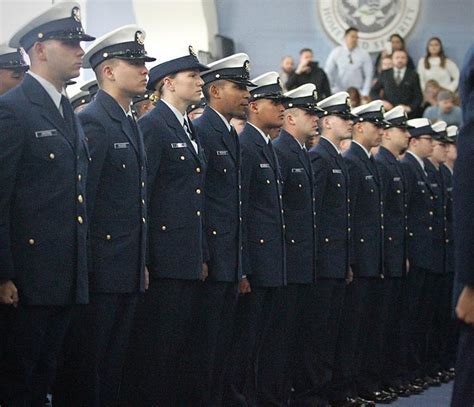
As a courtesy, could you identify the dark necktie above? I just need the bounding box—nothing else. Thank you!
[395,69,402,85]
[183,117,195,141]
[127,114,139,143]
[61,95,75,135]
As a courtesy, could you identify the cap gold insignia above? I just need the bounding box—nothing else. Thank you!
[312,90,319,100]
[380,106,385,114]
[346,96,352,108]
[244,60,250,73]
[189,45,197,57]
[72,7,81,22]
[135,31,145,45]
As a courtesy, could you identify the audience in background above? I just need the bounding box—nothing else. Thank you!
[423,90,463,126]
[325,27,373,97]
[370,49,423,118]
[286,48,331,100]
[421,79,443,113]
[279,55,294,91]
[417,37,460,92]
[374,34,415,79]
[347,86,362,108]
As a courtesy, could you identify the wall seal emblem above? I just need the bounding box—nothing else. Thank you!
[318,0,420,53]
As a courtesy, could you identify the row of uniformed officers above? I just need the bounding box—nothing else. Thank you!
[0,3,459,407]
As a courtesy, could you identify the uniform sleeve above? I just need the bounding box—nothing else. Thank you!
[80,115,108,221]
[240,143,256,277]
[0,103,25,281]
[344,158,361,266]
[310,153,329,227]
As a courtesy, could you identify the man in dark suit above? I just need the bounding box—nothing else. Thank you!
[343,101,395,405]
[272,83,320,403]
[292,92,355,407]
[53,25,154,406]
[120,46,209,406]
[224,71,288,406]
[400,118,438,389]
[192,53,255,407]
[0,3,94,404]
[370,50,423,118]
[451,44,474,407]
[374,106,417,398]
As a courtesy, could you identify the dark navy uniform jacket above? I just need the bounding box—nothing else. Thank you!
[441,164,454,274]
[309,137,350,280]
[424,159,448,275]
[344,142,384,278]
[0,74,89,305]
[400,152,435,271]
[79,90,146,293]
[139,99,207,280]
[375,146,407,278]
[240,123,286,287]
[273,129,317,285]
[193,106,243,282]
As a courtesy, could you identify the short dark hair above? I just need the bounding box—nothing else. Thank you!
[345,27,358,36]
[392,49,408,57]
[202,79,226,101]
[299,48,313,55]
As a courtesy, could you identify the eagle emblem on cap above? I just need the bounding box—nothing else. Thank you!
[380,105,386,114]
[72,7,81,22]
[346,96,352,108]
[244,60,250,73]
[189,45,197,57]
[312,89,319,100]
[135,31,145,45]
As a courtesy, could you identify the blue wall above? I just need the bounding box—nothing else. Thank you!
[215,0,474,77]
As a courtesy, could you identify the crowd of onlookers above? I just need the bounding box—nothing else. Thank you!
[278,28,462,127]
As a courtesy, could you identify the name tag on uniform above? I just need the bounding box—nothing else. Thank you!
[447,187,453,192]
[332,169,342,174]
[417,181,425,186]
[171,142,187,149]
[260,163,271,168]
[365,175,374,180]
[291,168,304,173]
[35,129,58,138]
[217,150,229,156]
[393,177,401,182]
[431,183,438,187]
[114,142,130,149]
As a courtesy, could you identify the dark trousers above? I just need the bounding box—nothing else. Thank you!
[120,277,201,407]
[186,281,239,407]
[380,277,404,388]
[53,293,138,407]
[441,274,459,370]
[223,285,295,407]
[400,266,427,381]
[291,279,346,407]
[354,278,385,394]
[0,304,72,406]
[451,324,474,407]
[415,272,445,377]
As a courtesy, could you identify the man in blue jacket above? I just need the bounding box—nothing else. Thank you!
[224,71,287,406]
[273,83,320,403]
[0,2,94,404]
[400,117,437,388]
[451,44,474,407]
[192,53,255,406]
[53,25,154,406]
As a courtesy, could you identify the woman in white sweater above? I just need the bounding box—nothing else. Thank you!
[417,37,460,92]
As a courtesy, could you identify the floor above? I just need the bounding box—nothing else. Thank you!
[377,382,453,407]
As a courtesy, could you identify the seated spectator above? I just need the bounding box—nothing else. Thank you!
[372,55,393,86]
[325,27,373,97]
[279,55,294,91]
[374,33,415,79]
[286,48,331,100]
[417,37,460,92]
[370,49,422,118]
[421,79,443,113]
[423,90,463,126]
